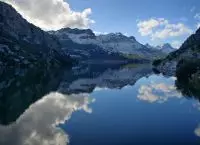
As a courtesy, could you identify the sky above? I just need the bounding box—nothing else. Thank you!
[3,0,200,48]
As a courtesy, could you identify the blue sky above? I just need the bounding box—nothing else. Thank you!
[67,0,200,47]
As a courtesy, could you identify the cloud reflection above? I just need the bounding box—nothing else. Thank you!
[137,77,182,103]
[195,125,200,137]
[0,92,94,145]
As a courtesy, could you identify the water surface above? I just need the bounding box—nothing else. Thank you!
[0,64,200,145]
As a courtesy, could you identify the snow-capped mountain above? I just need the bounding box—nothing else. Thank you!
[145,43,154,49]
[96,33,145,54]
[50,29,134,63]
[145,43,175,54]
[52,28,164,60]
[156,43,176,54]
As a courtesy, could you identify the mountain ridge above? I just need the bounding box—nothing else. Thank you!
[51,27,166,60]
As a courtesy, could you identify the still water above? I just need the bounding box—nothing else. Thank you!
[0,64,200,145]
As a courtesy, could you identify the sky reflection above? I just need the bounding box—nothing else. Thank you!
[137,76,182,103]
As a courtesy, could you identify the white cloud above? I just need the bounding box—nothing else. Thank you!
[137,79,182,103]
[195,125,200,137]
[190,6,196,12]
[137,18,192,40]
[3,0,95,30]
[137,18,168,36]
[94,31,109,36]
[171,40,182,48]
[194,13,200,29]
[196,22,200,29]
[194,13,200,20]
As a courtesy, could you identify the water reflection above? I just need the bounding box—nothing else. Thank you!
[0,92,94,145]
[59,64,152,94]
[137,75,182,103]
[1,63,200,144]
[136,75,200,140]
[0,67,64,125]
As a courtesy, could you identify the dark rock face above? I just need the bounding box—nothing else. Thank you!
[0,1,72,68]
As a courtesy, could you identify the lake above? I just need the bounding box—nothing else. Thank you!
[0,63,200,145]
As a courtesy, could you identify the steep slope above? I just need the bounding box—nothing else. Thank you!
[52,28,164,60]
[0,1,71,68]
[154,28,200,75]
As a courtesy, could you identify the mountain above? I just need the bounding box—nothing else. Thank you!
[0,1,72,69]
[145,43,153,49]
[50,29,133,63]
[145,43,175,54]
[153,27,200,76]
[1,1,164,67]
[156,43,176,54]
[51,28,164,61]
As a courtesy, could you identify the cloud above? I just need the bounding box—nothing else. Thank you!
[190,6,196,12]
[194,13,200,29]
[0,92,94,145]
[137,18,192,40]
[137,78,182,103]
[197,23,200,29]
[94,31,109,36]
[194,13,200,20]
[3,0,95,30]
[138,85,160,103]
[137,18,168,36]
[171,40,182,48]
[195,125,200,137]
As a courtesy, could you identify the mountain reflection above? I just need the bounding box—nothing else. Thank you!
[0,92,94,145]
[59,64,152,94]
[0,64,152,125]
[0,67,64,125]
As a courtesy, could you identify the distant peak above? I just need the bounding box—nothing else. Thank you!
[162,43,172,48]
